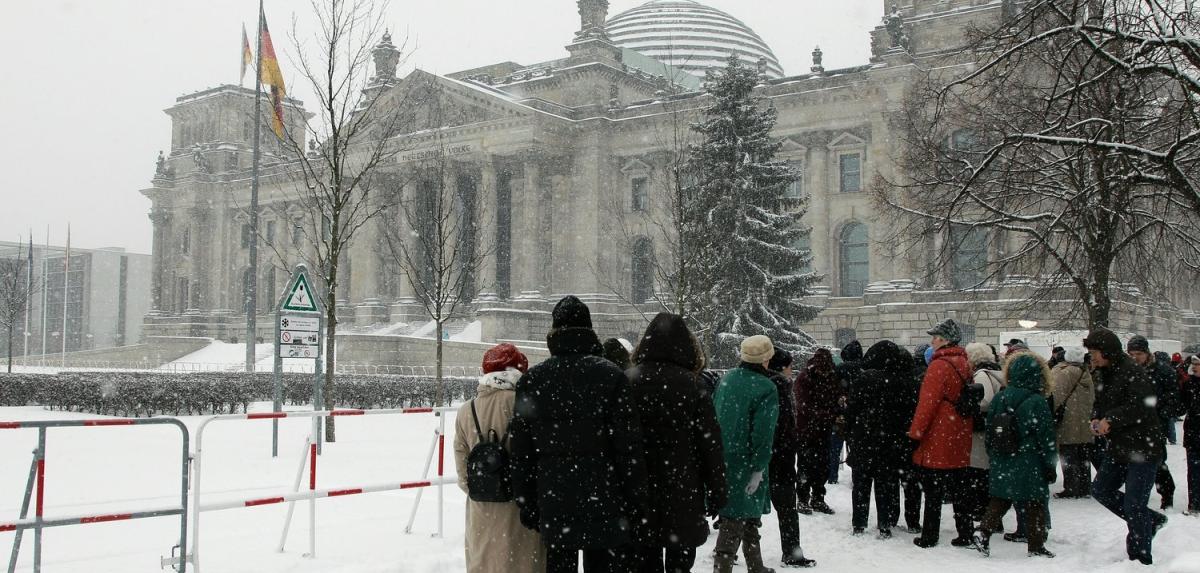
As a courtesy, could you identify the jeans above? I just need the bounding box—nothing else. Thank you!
[1092,457,1165,563]
[797,441,830,504]
[769,452,802,559]
[546,543,635,573]
[1187,447,1199,511]
[633,545,696,573]
[1060,443,1093,497]
[917,467,967,544]
[852,466,898,531]
[1166,419,1178,444]
[828,431,844,483]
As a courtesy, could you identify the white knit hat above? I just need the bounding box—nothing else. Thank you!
[740,335,775,364]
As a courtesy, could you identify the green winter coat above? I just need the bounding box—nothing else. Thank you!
[713,364,779,519]
[986,354,1057,502]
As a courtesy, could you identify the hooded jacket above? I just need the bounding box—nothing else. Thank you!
[965,342,1005,470]
[845,341,916,474]
[794,349,842,449]
[509,326,649,548]
[908,344,974,469]
[986,352,1058,502]
[627,313,727,548]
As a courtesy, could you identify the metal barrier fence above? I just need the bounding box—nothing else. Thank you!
[187,407,455,572]
[11,362,482,376]
[0,418,190,573]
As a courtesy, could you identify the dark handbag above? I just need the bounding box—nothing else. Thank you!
[1052,369,1084,427]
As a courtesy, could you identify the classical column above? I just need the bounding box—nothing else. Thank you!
[148,207,170,313]
[516,157,543,299]
[475,157,500,301]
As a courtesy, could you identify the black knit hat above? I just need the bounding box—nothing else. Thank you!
[551,295,592,330]
[768,348,794,372]
[1083,327,1123,358]
[1127,335,1150,354]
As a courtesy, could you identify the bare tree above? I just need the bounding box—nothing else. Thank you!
[875,1,1200,329]
[0,241,37,373]
[947,0,1200,212]
[277,0,417,441]
[381,78,493,406]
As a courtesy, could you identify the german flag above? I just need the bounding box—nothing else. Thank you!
[259,14,286,138]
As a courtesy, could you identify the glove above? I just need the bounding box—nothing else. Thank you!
[1042,466,1057,485]
[745,471,764,495]
[519,507,540,532]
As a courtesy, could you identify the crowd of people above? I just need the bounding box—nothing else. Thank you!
[452,295,1200,572]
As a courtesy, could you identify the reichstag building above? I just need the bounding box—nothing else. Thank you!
[142,0,1200,355]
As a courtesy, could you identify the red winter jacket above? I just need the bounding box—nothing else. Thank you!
[908,345,974,469]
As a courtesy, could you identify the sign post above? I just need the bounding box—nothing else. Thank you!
[272,264,324,457]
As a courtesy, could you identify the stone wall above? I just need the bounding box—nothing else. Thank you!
[336,334,550,369]
[13,336,211,368]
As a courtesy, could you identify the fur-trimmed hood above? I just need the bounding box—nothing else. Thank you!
[478,367,523,391]
[1002,350,1052,397]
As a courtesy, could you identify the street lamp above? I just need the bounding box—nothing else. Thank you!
[1018,320,1038,330]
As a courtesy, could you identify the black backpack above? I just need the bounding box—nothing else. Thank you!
[938,359,982,425]
[465,401,513,503]
[987,392,1034,456]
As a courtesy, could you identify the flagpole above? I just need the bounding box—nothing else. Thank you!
[40,226,48,366]
[246,0,265,373]
[61,224,70,368]
[23,231,32,363]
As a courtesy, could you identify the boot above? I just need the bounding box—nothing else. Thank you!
[713,552,737,573]
[972,531,991,557]
[811,499,835,515]
[741,527,776,573]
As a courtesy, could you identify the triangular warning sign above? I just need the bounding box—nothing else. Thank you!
[282,272,318,312]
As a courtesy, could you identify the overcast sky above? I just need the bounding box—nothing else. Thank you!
[0,0,882,254]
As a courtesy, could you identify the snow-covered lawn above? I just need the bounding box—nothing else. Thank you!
[1,406,1197,572]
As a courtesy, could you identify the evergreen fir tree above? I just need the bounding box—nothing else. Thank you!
[684,55,821,365]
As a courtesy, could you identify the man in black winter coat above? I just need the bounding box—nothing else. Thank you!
[1183,356,1200,515]
[1085,328,1169,566]
[1128,335,1185,510]
[511,296,649,573]
[767,349,816,567]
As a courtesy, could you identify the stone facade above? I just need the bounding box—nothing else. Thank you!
[141,0,1199,358]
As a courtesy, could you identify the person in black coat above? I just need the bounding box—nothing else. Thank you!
[511,296,649,573]
[1182,356,1200,515]
[1129,335,1185,510]
[626,313,727,573]
[767,349,817,568]
[1085,328,1168,566]
[846,340,914,538]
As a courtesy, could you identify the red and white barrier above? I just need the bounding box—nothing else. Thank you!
[189,407,455,573]
[1,417,190,573]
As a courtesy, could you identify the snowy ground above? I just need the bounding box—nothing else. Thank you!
[1,406,1198,572]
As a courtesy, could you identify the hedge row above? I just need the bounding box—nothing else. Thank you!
[0,371,479,417]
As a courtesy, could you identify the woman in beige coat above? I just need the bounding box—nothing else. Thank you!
[453,343,546,573]
[1049,346,1095,499]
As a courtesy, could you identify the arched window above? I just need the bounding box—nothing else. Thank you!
[839,222,869,297]
[631,237,654,304]
[951,226,989,289]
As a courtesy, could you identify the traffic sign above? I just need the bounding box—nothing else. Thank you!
[280,316,319,332]
[280,330,318,346]
[280,345,318,358]
[282,273,318,312]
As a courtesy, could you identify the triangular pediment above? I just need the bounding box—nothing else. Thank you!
[620,158,652,174]
[828,132,868,149]
[780,138,809,155]
[372,69,544,134]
